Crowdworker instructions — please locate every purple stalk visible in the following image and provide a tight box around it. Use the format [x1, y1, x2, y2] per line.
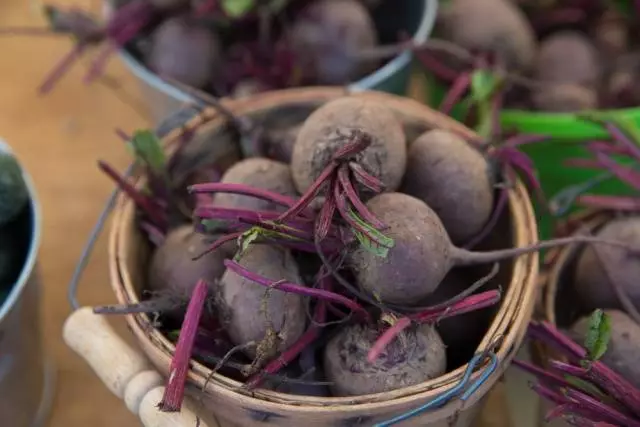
[591, 150, 640, 190]
[513, 359, 580, 391]
[189, 183, 310, 215]
[315, 196, 337, 240]
[438, 71, 471, 115]
[604, 122, 640, 162]
[529, 322, 640, 415]
[549, 360, 589, 378]
[98, 160, 167, 229]
[504, 133, 551, 148]
[463, 184, 509, 249]
[414, 49, 460, 82]
[348, 162, 383, 193]
[333, 187, 388, 246]
[564, 388, 640, 427]
[194, 232, 243, 260]
[159, 279, 208, 412]
[38, 43, 86, 94]
[337, 167, 385, 229]
[577, 194, 640, 211]
[332, 131, 372, 160]
[275, 162, 338, 222]
[194, 205, 313, 230]
[223, 259, 371, 321]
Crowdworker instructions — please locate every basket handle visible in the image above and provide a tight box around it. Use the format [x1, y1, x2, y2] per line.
[63, 307, 212, 427]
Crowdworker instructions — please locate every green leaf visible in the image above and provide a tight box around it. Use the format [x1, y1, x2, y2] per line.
[348, 209, 394, 258]
[221, 0, 255, 17]
[236, 227, 260, 260]
[128, 130, 166, 175]
[584, 309, 612, 362]
[470, 69, 500, 105]
[564, 375, 606, 399]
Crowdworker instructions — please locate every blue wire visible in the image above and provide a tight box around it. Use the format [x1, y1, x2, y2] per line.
[374, 353, 498, 427]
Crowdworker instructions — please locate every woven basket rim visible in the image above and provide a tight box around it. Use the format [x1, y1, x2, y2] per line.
[107, 87, 540, 412]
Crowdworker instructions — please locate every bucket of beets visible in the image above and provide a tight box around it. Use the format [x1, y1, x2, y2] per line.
[83, 86, 549, 427]
[416, 0, 640, 241]
[51, 0, 441, 124]
[0, 140, 53, 427]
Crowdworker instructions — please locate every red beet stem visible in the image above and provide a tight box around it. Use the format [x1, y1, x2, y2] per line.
[462, 184, 509, 249]
[504, 133, 551, 148]
[331, 131, 372, 161]
[337, 166, 385, 229]
[548, 360, 589, 378]
[333, 187, 388, 246]
[194, 205, 314, 232]
[591, 150, 640, 190]
[577, 194, 640, 211]
[530, 322, 640, 415]
[367, 290, 501, 363]
[439, 71, 471, 115]
[97, 160, 167, 228]
[193, 231, 243, 260]
[159, 279, 208, 412]
[512, 359, 584, 392]
[223, 259, 370, 321]
[189, 183, 309, 215]
[414, 49, 460, 82]
[315, 196, 337, 241]
[564, 388, 640, 427]
[245, 283, 329, 389]
[604, 122, 640, 163]
[348, 162, 383, 193]
[276, 162, 338, 222]
[38, 43, 86, 94]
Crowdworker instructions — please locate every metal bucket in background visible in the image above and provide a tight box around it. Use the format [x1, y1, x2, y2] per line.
[112, 0, 438, 124]
[0, 140, 54, 427]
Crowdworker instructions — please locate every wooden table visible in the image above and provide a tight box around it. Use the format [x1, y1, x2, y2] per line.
[0, 1, 515, 425]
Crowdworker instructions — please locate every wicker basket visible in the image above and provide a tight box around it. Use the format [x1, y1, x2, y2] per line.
[107, 87, 540, 427]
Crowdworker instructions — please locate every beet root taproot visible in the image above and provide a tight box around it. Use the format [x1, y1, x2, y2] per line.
[217, 244, 307, 358]
[401, 129, 494, 244]
[574, 216, 640, 311]
[569, 309, 640, 389]
[349, 192, 629, 305]
[323, 322, 446, 396]
[290, 96, 406, 194]
[213, 157, 298, 212]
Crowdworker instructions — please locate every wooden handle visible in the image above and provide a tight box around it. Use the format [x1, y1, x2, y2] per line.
[63, 307, 213, 427]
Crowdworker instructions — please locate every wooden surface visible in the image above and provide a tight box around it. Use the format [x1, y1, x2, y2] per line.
[0, 1, 514, 426]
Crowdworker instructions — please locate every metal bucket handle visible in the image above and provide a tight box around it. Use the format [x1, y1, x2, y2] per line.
[63, 103, 500, 427]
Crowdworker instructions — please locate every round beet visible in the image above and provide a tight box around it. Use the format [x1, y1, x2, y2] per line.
[147, 224, 231, 297]
[401, 129, 494, 244]
[291, 97, 406, 194]
[288, 0, 378, 85]
[349, 192, 625, 305]
[146, 16, 221, 89]
[323, 322, 446, 396]
[213, 157, 298, 212]
[218, 244, 306, 358]
[438, 0, 536, 71]
[574, 216, 640, 311]
[534, 31, 601, 87]
[569, 310, 640, 388]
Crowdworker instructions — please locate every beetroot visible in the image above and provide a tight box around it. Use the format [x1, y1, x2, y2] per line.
[437, 0, 537, 71]
[290, 97, 406, 195]
[213, 157, 298, 212]
[323, 322, 446, 396]
[287, 0, 378, 85]
[217, 244, 307, 358]
[146, 16, 222, 89]
[401, 129, 494, 244]
[349, 192, 625, 305]
[147, 224, 231, 297]
[574, 216, 640, 311]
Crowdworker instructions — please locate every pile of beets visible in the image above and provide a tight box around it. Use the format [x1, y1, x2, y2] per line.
[95, 94, 626, 417]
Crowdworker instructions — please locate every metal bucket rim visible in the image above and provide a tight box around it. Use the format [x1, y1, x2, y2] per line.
[0, 141, 42, 322]
[116, 0, 438, 102]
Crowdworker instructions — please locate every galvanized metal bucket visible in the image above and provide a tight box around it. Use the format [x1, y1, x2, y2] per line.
[109, 0, 438, 124]
[0, 140, 54, 427]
